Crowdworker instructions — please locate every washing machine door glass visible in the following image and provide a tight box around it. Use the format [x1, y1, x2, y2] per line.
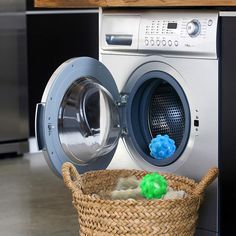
[58, 77, 120, 164]
[36, 57, 121, 176]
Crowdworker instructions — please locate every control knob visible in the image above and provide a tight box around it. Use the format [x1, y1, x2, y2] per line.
[186, 20, 201, 37]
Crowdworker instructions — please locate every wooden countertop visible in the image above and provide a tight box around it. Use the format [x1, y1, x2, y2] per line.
[35, 0, 236, 8]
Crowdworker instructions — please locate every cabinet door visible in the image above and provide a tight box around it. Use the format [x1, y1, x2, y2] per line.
[27, 12, 98, 136]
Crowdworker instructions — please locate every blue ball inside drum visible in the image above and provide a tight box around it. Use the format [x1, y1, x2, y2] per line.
[149, 134, 176, 160]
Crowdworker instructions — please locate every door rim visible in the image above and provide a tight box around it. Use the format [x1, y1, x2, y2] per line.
[36, 57, 120, 176]
[122, 61, 195, 172]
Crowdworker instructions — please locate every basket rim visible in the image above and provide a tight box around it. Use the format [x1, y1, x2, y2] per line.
[80, 168, 197, 183]
[62, 163, 218, 215]
[72, 189, 201, 205]
[72, 168, 201, 203]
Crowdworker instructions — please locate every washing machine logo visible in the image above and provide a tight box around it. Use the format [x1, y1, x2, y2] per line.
[185, 43, 191, 47]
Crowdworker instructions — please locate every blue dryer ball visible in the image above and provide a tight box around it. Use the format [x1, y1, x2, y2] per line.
[149, 134, 176, 160]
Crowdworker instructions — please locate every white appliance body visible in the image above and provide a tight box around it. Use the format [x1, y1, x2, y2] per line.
[100, 10, 218, 236]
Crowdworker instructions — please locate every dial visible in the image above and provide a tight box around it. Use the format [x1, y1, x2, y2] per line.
[186, 20, 201, 37]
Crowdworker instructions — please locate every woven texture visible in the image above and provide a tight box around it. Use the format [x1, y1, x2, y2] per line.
[62, 163, 218, 236]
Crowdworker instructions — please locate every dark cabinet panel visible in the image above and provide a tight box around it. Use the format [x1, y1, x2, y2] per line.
[219, 16, 236, 236]
[27, 13, 98, 136]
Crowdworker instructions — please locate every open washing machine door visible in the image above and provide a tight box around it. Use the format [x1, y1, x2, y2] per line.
[35, 57, 121, 176]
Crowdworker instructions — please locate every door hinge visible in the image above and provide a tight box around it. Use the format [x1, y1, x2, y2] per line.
[121, 127, 128, 136]
[117, 94, 128, 106]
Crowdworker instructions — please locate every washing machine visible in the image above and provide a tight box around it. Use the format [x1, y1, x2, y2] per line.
[36, 10, 219, 236]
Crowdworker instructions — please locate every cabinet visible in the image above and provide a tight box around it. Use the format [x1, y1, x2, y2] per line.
[27, 11, 98, 136]
[34, 0, 236, 8]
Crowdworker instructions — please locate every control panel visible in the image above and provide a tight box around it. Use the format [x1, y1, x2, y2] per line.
[139, 11, 218, 58]
[101, 11, 218, 58]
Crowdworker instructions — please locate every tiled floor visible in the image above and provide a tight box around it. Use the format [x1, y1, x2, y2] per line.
[0, 152, 78, 236]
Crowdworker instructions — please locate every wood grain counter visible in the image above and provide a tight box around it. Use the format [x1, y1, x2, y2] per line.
[35, 0, 236, 8]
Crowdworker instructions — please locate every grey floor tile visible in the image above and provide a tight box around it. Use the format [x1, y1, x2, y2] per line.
[0, 152, 79, 236]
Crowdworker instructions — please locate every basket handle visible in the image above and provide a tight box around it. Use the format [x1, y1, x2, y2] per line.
[194, 167, 219, 196]
[62, 162, 83, 194]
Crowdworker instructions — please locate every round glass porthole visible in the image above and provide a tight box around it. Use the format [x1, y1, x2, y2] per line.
[58, 77, 121, 165]
[125, 70, 190, 167]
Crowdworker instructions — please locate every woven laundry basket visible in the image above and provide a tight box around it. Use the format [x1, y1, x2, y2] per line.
[62, 163, 218, 236]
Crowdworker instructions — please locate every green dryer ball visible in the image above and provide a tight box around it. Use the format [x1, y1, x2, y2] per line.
[140, 173, 168, 199]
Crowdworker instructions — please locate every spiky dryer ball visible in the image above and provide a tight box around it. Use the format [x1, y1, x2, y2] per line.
[140, 173, 167, 199]
[149, 134, 176, 160]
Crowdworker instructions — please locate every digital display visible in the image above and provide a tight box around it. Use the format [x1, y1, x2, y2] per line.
[167, 23, 178, 29]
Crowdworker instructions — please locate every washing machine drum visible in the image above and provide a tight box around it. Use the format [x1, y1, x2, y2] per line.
[36, 57, 190, 176]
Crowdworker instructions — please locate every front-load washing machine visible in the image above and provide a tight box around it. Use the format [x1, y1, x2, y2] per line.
[36, 10, 219, 235]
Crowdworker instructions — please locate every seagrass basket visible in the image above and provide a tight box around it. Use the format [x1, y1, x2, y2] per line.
[62, 162, 218, 236]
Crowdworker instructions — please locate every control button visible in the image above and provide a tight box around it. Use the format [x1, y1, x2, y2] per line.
[156, 40, 160, 46]
[145, 39, 149, 46]
[208, 19, 213, 26]
[174, 40, 178, 46]
[150, 40, 154, 46]
[168, 40, 172, 46]
[194, 120, 199, 127]
[162, 40, 166, 46]
[186, 19, 201, 37]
